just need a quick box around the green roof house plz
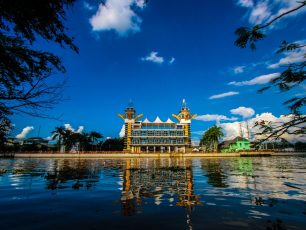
[219,136,250,152]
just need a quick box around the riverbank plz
[1,151,305,158]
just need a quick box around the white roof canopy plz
[153,116,163,123]
[142,118,151,123]
[165,118,174,123]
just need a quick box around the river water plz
[0,156,305,230]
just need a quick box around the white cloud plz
[233,65,245,74]
[169,57,175,64]
[249,1,271,25]
[64,124,74,132]
[64,124,84,133]
[230,106,255,118]
[209,91,239,99]
[89,0,144,36]
[237,0,254,8]
[195,114,238,122]
[219,112,306,143]
[16,126,34,139]
[119,124,125,137]
[268,46,306,69]
[192,130,206,136]
[228,72,279,86]
[236,0,306,26]
[76,126,84,133]
[135,0,146,9]
[141,51,164,64]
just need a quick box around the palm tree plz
[52,126,66,152]
[200,126,224,152]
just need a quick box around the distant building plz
[220,136,250,152]
[23,137,49,146]
[118,100,197,153]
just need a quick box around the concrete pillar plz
[168,146,171,153]
[183,146,186,153]
[146,146,149,153]
[153,146,156,153]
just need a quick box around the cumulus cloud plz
[233,65,245,74]
[209,91,239,99]
[228,72,279,86]
[119,124,125,137]
[64,124,74,132]
[76,126,84,133]
[16,126,34,139]
[268,45,306,69]
[195,114,238,122]
[89,0,145,35]
[219,113,306,143]
[135,0,146,8]
[141,51,164,64]
[230,106,255,118]
[64,124,84,133]
[236,0,306,26]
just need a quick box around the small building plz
[220,136,250,152]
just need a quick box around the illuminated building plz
[118,100,197,153]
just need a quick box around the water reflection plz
[44,159,101,190]
[121,159,200,217]
[0,156,305,230]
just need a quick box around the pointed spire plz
[127,99,134,108]
[182,98,187,109]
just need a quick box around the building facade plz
[219,136,250,152]
[118,100,197,153]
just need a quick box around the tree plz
[52,126,68,152]
[0,0,78,135]
[88,131,103,151]
[0,117,12,149]
[101,138,124,151]
[200,126,224,152]
[234,1,306,141]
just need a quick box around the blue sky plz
[11,0,306,142]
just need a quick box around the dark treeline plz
[2,126,124,152]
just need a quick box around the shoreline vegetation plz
[1,151,305,159]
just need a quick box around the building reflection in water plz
[120,158,201,229]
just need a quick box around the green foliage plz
[101,138,124,151]
[0,117,12,148]
[52,127,104,152]
[200,126,224,152]
[234,25,265,50]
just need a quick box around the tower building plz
[118,100,197,153]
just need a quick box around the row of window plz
[131,139,185,144]
[132,126,183,130]
[132,130,185,136]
